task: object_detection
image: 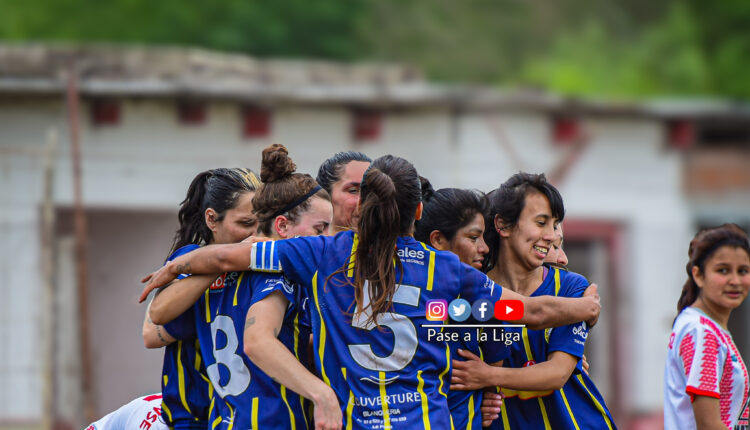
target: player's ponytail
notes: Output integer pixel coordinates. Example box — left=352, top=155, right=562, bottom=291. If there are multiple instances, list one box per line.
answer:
left=676, top=223, right=750, bottom=314
left=343, top=155, right=422, bottom=326
left=170, top=168, right=261, bottom=255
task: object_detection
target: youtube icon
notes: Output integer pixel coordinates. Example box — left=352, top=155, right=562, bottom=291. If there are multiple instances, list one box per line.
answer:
left=494, top=299, right=524, bottom=321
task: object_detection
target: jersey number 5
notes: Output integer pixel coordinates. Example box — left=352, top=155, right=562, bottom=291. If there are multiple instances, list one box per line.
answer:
left=207, top=315, right=251, bottom=397
left=349, top=282, right=420, bottom=371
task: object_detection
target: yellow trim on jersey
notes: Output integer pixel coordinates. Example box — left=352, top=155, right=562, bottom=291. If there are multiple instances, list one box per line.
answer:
left=438, top=344, right=451, bottom=397
left=418, top=243, right=436, bottom=291
left=280, top=386, right=296, bottom=428
left=537, top=398, right=552, bottom=429
left=378, top=371, right=391, bottom=428
left=416, top=370, right=431, bottom=430
left=233, top=272, right=244, bottom=306
left=499, top=401, right=510, bottom=430
left=576, top=374, right=614, bottom=430
left=176, top=342, right=193, bottom=415
left=311, top=271, right=330, bottom=385
left=342, top=368, right=354, bottom=430
left=500, top=387, right=554, bottom=400
left=204, top=289, right=211, bottom=323
left=251, top=397, right=259, bottom=429
left=226, top=403, right=235, bottom=430
left=161, top=375, right=173, bottom=421
left=291, top=311, right=308, bottom=426
left=210, top=396, right=221, bottom=430
left=554, top=267, right=561, bottom=296
left=466, top=394, right=474, bottom=430
left=559, top=388, right=581, bottom=429
left=347, top=234, right=359, bottom=278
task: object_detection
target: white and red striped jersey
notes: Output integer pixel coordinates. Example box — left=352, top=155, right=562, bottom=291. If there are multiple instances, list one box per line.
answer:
left=84, top=394, right=167, bottom=430
left=665, top=307, right=749, bottom=429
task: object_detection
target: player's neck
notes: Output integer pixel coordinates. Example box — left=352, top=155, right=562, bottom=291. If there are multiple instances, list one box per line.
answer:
left=691, top=298, right=731, bottom=330
left=489, top=252, right=543, bottom=296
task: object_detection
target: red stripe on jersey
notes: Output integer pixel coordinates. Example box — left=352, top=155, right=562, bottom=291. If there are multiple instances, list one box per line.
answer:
left=719, top=353, right=734, bottom=426
left=679, top=333, right=696, bottom=377
left=698, top=330, right=719, bottom=391
left=686, top=386, right=720, bottom=399
left=143, top=394, right=163, bottom=402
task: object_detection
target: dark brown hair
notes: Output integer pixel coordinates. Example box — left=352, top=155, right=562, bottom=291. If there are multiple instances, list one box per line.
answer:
left=170, top=168, right=261, bottom=255
left=676, top=223, right=750, bottom=314
left=483, top=172, right=564, bottom=272
left=252, top=144, right=330, bottom=236
left=331, top=155, right=421, bottom=326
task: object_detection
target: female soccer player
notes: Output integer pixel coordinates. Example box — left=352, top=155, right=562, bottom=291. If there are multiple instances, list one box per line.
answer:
left=544, top=223, right=568, bottom=268
left=664, top=224, right=750, bottom=429
left=451, top=172, right=616, bottom=429
left=141, top=167, right=261, bottom=430
left=142, top=156, right=600, bottom=430
left=414, top=186, right=506, bottom=429
left=148, top=145, right=337, bottom=429
left=316, top=151, right=371, bottom=233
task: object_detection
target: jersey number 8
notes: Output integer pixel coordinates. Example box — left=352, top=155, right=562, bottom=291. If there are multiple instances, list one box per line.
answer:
left=207, top=315, right=251, bottom=397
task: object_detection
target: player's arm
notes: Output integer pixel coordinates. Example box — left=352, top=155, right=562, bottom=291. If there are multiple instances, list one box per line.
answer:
left=243, top=291, right=342, bottom=430
left=140, top=242, right=257, bottom=302
left=142, top=300, right=176, bottom=348
left=691, top=396, right=726, bottom=430
left=502, top=284, right=600, bottom=330
left=451, top=349, right=578, bottom=391
left=148, top=274, right=219, bottom=325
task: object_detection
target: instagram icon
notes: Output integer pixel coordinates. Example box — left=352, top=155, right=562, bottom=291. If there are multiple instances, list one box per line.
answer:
left=426, top=299, right=448, bottom=321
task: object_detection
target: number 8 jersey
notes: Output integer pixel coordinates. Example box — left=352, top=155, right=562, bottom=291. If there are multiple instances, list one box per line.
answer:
left=249, top=231, right=506, bottom=430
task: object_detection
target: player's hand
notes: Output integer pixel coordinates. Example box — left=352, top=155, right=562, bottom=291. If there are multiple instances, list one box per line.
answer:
left=581, top=354, right=590, bottom=375
left=582, top=283, right=600, bottom=327
left=139, top=263, right=178, bottom=303
left=241, top=235, right=270, bottom=244
left=313, top=386, right=342, bottom=430
left=451, top=349, right=493, bottom=391
left=481, top=390, right=503, bottom=427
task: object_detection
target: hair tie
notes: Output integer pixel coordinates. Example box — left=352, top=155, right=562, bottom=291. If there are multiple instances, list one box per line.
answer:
left=270, top=185, right=322, bottom=219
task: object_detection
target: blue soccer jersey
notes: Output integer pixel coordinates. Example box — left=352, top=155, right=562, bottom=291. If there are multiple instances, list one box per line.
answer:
left=159, top=244, right=211, bottom=430
left=249, top=231, right=507, bottom=430
left=446, top=324, right=509, bottom=430
left=490, top=267, right=616, bottom=430
left=165, top=269, right=312, bottom=429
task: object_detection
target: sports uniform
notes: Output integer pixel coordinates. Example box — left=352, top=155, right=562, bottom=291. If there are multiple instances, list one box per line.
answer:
left=165, top=268, right=312, bottom=429
left=446, top=323, right=509, bottom=429
left=491, top=266, right=616, bottom=430
left=248, top=231, right=507, bottom=430
left=160, top=245, right=211, bottom=430
left=664, top=307, right=749, bottom=429
left=85, top=394, right=166, bottom=430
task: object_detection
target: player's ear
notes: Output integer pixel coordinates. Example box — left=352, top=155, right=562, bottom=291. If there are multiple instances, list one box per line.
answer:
left=205, top=208, right=219, bottom=232
left=414, top=202, right=423, bottom=221
left=495, top=215, right=511, bottom=238
left=692, top=265, right=704, bottom=289
left=429, top=230, right=449, bottom=251
left=274, top=215, right=290, bottom=239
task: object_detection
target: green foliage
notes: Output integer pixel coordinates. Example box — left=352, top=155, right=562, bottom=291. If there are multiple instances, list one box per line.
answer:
left=1, top=0, right=749, bottom=98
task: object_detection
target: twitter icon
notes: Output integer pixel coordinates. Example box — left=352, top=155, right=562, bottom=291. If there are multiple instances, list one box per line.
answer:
left=448, top=298, right=471, bottom=322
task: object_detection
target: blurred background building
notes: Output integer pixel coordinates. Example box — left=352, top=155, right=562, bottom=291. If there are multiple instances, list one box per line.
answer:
left=1, top=2, right=750, bottom=430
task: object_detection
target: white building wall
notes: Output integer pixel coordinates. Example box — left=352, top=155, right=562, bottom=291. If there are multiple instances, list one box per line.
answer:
left=0, top=95, right=697, bottom=425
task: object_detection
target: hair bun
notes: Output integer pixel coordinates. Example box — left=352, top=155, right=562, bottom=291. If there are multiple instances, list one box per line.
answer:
left=419, top=175, right=435, bottom=202
left=260, top=144, right=297, bottom=183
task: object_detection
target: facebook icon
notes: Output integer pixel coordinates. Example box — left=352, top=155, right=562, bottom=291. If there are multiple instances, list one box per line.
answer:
left=471, top=299, right=494, bottom=322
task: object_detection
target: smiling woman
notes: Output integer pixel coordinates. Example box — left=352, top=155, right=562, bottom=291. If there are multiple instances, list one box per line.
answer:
left=449, top=172, right=615, bottom=430
left=665, top=224, right=750, bottom=429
